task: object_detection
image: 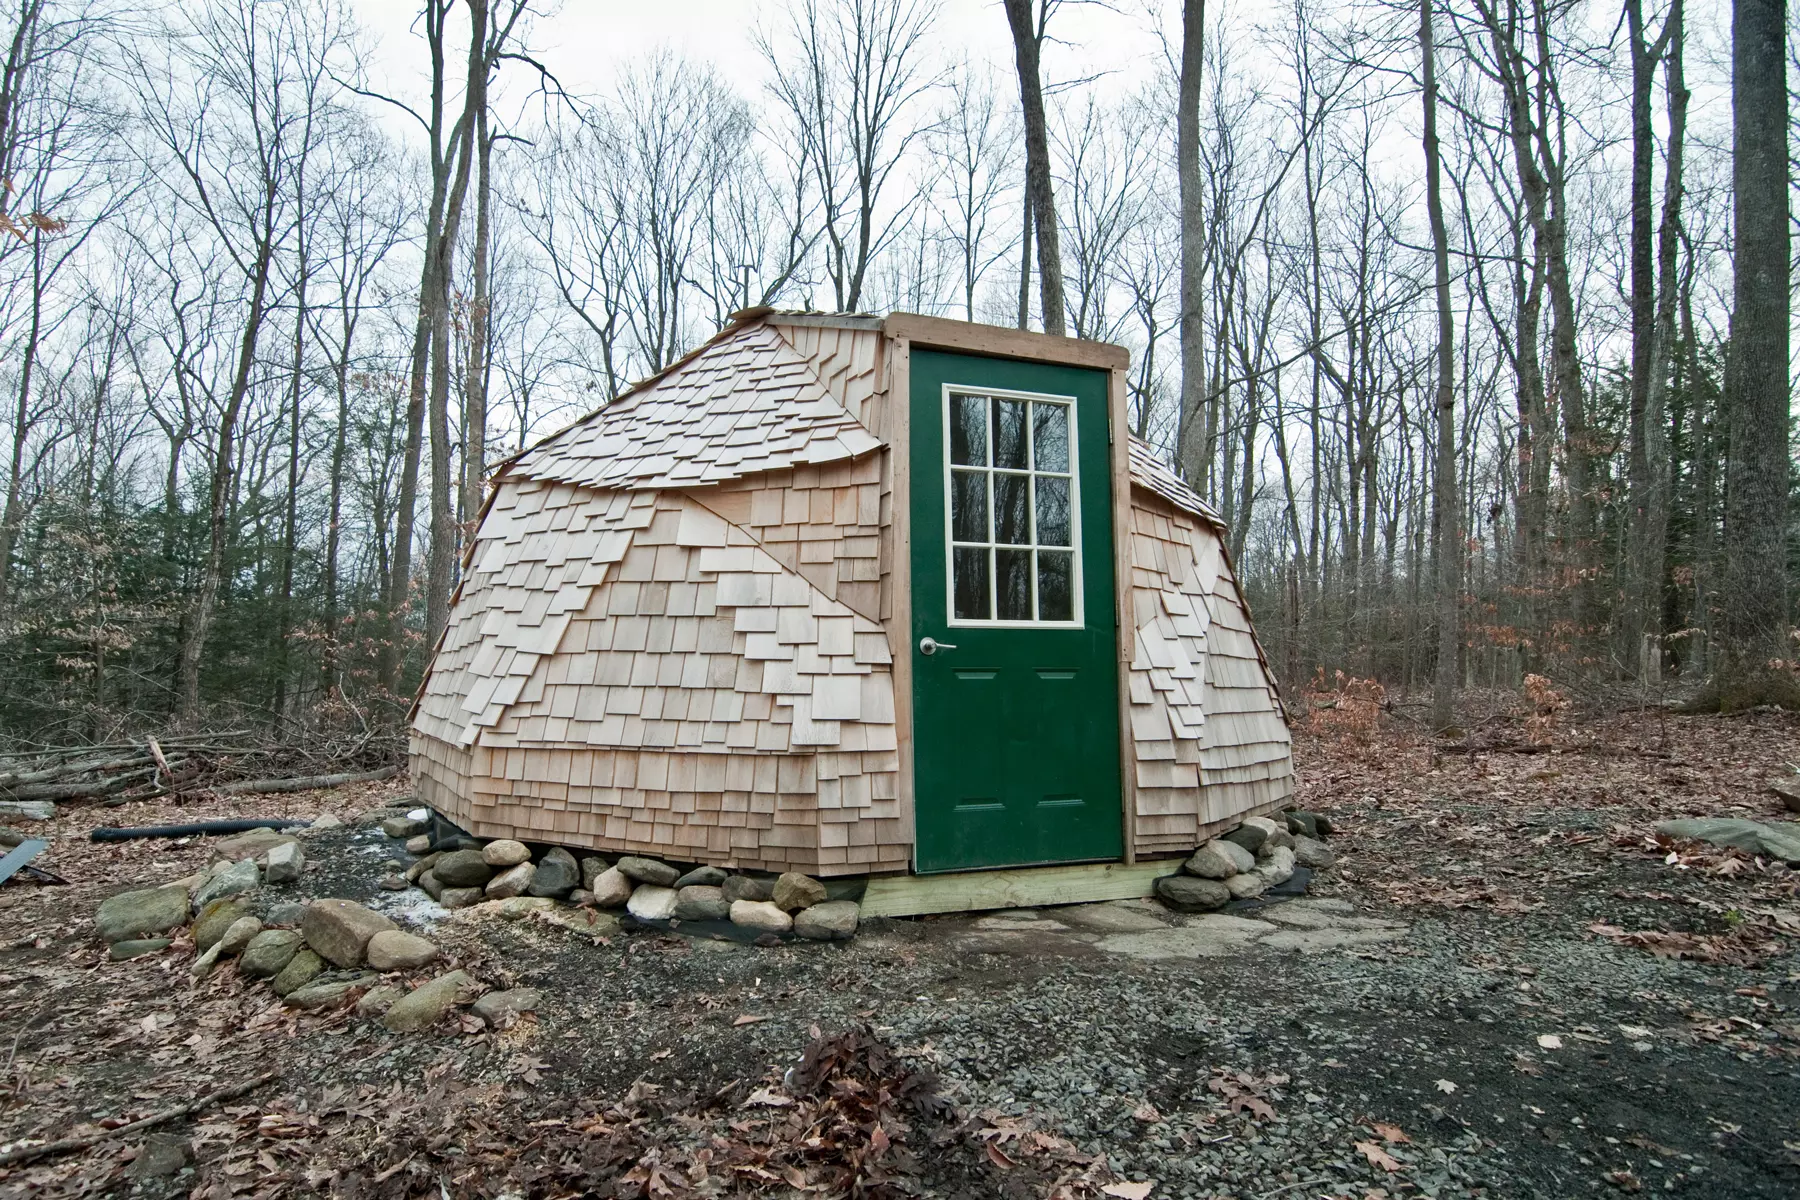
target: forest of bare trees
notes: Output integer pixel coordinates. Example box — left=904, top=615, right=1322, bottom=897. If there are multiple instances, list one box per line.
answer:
left=0, top=0, right=1789, bottom=745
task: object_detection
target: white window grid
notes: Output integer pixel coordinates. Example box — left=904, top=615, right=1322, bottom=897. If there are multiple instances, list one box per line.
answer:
left=940, top=383, right=1085, bottom=629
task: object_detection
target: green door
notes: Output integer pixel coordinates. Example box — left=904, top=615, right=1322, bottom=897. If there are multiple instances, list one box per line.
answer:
left=909, top=348, right=1123, bottom=873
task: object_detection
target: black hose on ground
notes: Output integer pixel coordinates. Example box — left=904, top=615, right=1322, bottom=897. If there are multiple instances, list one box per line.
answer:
left=89, top=817, right=310, bottom=843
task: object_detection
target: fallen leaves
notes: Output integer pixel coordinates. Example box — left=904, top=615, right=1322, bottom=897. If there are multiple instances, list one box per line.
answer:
left=1101, top=1181, right=1156, bottom=1199
left=1368, top=1122, right=1410, bottom=1144
left=1433, top=1079, right=1458, bottom=1094
left=1355, top=1139, right=1403, bottom=1172
left=1587, top=921, right=1787, bottom=968
left=731, top=1013, right=768, bottom=1027
left=1206, top=1069, right=1285, bottom=1121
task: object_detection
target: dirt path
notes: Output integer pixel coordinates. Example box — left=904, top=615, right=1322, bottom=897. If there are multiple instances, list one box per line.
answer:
left=1, top=711, right=1796, bottom=1198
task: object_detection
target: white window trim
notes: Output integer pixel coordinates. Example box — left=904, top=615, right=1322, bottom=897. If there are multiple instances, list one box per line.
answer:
left=940, top=382, right=1085, bottom=630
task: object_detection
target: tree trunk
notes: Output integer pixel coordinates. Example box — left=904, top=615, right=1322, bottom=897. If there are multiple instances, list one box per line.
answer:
left=1420, top=0, right=1459, bottom=731
left=1176, top=0, right=1206, bottom=487
left=1002, top=0, right=1066, bottom=336
left=462, top=109, right=492, bottom=540
left=1714, top=0, right=1791, bottom=705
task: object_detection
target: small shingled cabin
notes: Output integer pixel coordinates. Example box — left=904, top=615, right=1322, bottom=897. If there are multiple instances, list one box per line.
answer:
left=410, top=310, right=1293, bottom=905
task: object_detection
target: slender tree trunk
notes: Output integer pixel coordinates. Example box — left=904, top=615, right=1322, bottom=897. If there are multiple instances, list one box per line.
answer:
left=0, top=227, right=43, bottom=607
left=274, top=252, right=308, bottom=725
left=1002, top=0, right=1066, bottom=336
left=1176, top=0, right=1206, bottom=487
left=178, top=208, right=277, bottom=726
left=462, top=110, right=492, bottom=538
left=1420, top=0, right=1459, bottom=731
left=1715, top=0, right=1791, bottom=705
left=1016, top=187, right=1031, bottom=329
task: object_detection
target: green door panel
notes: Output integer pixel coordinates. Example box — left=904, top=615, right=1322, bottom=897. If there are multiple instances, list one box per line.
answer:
left=908, top=348, right=1123, bottom=873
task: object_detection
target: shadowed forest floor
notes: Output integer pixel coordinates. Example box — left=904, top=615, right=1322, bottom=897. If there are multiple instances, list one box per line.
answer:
left=1, top=707, right=1797, bottom=1198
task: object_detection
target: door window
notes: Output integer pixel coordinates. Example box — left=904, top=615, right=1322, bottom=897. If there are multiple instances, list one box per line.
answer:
left=944, top=388, right=1081, bottom=626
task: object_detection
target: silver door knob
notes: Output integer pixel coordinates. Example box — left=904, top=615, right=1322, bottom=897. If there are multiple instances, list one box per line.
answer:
left=918, top=636, right=959, bottom=656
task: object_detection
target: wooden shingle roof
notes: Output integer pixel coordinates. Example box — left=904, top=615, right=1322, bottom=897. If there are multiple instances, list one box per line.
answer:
left=507, top=321, right=882, bottom=492
left=1128, top=437, right=1225, bottom=528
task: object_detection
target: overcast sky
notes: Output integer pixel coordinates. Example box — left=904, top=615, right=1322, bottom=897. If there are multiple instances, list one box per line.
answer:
left=360, top=0, right=1174, bottom=128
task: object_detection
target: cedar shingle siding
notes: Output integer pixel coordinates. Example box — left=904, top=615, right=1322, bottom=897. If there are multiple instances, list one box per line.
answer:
left=410, top=314, right=1293, bottom=876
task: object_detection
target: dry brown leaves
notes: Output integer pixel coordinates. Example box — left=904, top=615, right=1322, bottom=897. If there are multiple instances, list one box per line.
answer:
left=1586, top=921, right=1787, bottom=968
left=1205, top=1068, right=1287, bottom=1122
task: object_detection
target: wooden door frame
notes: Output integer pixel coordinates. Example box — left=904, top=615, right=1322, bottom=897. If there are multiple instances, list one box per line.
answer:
left=881, top=316, right=1135, bottom=873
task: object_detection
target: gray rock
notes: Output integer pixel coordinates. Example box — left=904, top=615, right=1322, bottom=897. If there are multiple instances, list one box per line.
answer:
left=590, top=867, right=634, bottom=907
left=382, top=969, right=478, bottom=1032
left=1254, top=845, right=1296, bottom=887
left=404, top=834, right=434, bottom=855
left=1246, top=816, right=1294, bottom=853
left=793, top=900, right=859, bottom=940
left=263, top=901, right=306, bottom=926
left=356, top=985, right=405, bottom=1017
left=1284, top=810, right=1319, bottom=838
left=674, top=885, right=730, bottom=921
left=1224, top=872, right=1266, bottom=900
left=625, top=885, right=678, bottom=921
left=439, top=886, right=485, bottom=909
left=309, top=813, right=343, bottom=830
left=382, top=815, right=429, bottom=838
left=495, top=896, right=556, bottom=920
left=217, top=916, right=263, bottom=956
left=580, top=856, right=611, bottom=890
left=1220, top=823, right=1267, bottom=855
left=432, top=849, right=492, bottom=887
left=722, top=875, right=775, bottom=903
left=1657, top=817, right=1800, bottom=865
left=526, top=846, right=579, bottom=897
left=127, top=1135, right=189, bottom=1180
left=378, top=873, right=409, bottom=891
left=1181, top=844, right=1237, bottom=880
left=417, top=869, right=445, bottom=900
left=0, top=825, right=25, bottom=847
left=1155, top=874, right=1231, bottom=913
left=0, top=799, right=55, bottom=820
left=365, top=929, right=440, bottom=971
left=192, top=859, right=260, bottom=910
left=674, top=865, right=728, bottom=889
left=1204, top=838, right=1255, bottom=875
left=1292, top=835, right=1336, bottom=869
left=188, top=943, right=225, bottom=981
left=471, top=987, right=541, bottom=1027
left=615, top=855, right=679, bottom=886
left=730, top=899, right=793, bottom=933
left=240, top=930, right=303, bottom=978
left=773, top=872, right=827, bottom=912
left=484, top=862, right=535, bottom=899
left=191, top=899, right=252, bottom=951
left=213, top=828, right=296, bottom=861
left=109, top=938, right=172, bottom=961
left=300, top=899, right=397, bottom=968
left=263, top=841, right=305, bottom=884
left=95, top=885, right=192, bottom=945
left=482, top=839, right=531, bottom=867
left=1313, top=813, right=1335, bottom=835
left=568, top=889, right=596, bottom=906
left=284, top=978, right=362, bottom=1011
left=271, top=948, right=323, bottom=996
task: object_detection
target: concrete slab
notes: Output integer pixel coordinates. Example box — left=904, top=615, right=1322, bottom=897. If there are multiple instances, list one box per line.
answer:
left=1097, top=914, right=1273, bottom=960
left=1258, top=926, right=1408, bottom=953
left=1046, top=900, right=1172, bottom=934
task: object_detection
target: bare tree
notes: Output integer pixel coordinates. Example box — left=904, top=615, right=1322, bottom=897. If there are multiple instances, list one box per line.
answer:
left=1419, top=0, right=1459, bottom=729
left=759, top=0, right=936, bottom=313
left=1001, top=0, right=1066, bottom=334
left=928, top=62, right=1018, bottom=320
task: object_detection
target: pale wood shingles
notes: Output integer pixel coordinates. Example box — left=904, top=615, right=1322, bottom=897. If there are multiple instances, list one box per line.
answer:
left=411, top=321, right=1292, bottom=875
left=1124, top=444, right=1294, bottom=856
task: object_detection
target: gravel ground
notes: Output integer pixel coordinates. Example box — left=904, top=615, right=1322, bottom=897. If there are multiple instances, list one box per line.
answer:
left=1, top=711, right=1798, bottom=1198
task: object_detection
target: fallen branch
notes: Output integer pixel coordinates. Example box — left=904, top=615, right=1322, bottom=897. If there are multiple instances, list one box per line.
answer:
left=0, top=1070, right=280, bottom=1167
left=214, top=765, right=398, bottom=795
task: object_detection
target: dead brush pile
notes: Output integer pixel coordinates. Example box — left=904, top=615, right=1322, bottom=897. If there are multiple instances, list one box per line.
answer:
left=286, top=1024, right=964, bottom=1199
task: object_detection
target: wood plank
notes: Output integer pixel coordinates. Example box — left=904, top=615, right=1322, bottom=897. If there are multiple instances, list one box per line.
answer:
left=1108, top=365, right=1139, bottom=865
left=859, top=860, right=1172, bottom=917
left=886, top=336, right=917, bottom=863
left=882, top=313, right=1130, bottom=372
